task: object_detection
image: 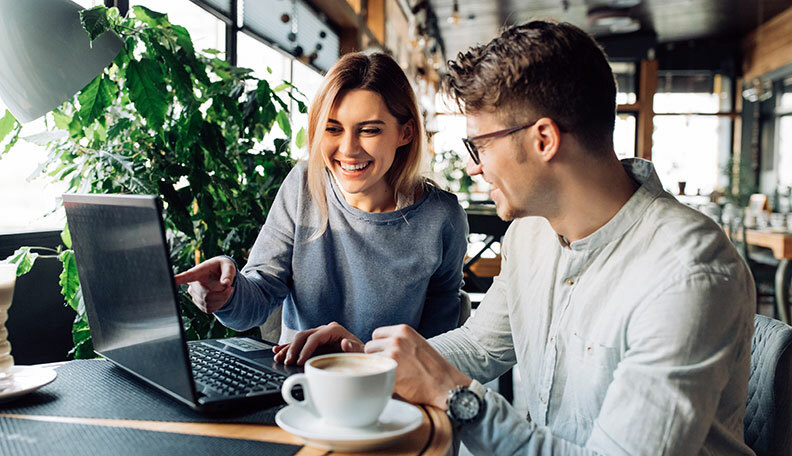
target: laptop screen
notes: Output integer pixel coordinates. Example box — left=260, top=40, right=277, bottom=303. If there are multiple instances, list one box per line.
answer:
left=63, top=194, right=196, bottom=403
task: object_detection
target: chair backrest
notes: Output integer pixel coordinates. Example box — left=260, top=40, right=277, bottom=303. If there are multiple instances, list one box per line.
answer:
left=744, top=314, right=792, bottom=456
left=458, top=290, right=472, bottom=327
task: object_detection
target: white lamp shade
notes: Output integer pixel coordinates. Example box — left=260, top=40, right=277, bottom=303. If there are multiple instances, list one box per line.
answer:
left=0, top=0, right=123, bottom=123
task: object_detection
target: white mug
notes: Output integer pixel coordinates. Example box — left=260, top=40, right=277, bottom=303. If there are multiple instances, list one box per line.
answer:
left=281, top=353, right=397, bottom=428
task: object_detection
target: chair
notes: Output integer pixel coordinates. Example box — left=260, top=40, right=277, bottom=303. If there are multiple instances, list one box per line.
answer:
left=730, top=216, right=780, bottom=318
left=744, top=315, right=792, bottom=456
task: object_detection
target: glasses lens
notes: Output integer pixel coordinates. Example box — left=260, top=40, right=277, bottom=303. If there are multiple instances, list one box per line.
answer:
left=463, top=139, right=479, bottom=165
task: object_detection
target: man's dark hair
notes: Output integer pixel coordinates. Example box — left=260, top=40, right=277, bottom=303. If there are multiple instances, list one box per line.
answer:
left=444, top=20, right=617, bottom=151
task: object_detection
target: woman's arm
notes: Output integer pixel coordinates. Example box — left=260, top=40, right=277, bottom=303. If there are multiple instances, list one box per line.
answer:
left=417, top=199, right=469, bottom=338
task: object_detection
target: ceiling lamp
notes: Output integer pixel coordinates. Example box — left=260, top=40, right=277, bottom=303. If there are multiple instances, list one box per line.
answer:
left=0, top=0, right=122, bottom=123
left=447, top=0, right=460, bottom=25
left=587, top=6, right=640, bottom=34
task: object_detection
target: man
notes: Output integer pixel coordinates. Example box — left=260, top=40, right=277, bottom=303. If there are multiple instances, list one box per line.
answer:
left=276, top=20, right=756, bottom=454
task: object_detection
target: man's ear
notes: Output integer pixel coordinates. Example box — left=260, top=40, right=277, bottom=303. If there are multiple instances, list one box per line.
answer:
left=532, top=118, right=561, bottom=162
left=399, top=119, right=416, bottom=146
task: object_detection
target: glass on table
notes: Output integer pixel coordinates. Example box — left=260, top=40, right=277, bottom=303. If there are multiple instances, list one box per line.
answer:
left=0, top=263, right=16, bottom=389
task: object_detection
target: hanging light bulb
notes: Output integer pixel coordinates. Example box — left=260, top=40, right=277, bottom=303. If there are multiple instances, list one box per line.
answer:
left=447, top=0, right=460, bottom=25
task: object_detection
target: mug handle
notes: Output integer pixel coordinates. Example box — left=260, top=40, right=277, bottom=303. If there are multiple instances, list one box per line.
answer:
left=281, top=373, right=316, bottom=415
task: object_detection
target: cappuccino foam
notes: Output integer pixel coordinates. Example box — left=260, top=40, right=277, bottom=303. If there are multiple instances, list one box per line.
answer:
left=311, top=355, right=392, bottom=375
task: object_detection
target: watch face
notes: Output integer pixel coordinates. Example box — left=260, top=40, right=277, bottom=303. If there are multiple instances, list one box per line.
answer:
left=451, top=389, right=481, bottom=422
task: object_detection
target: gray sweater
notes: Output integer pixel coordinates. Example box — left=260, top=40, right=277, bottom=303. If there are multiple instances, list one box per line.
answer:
left=214, top=161, right=468, bottom=343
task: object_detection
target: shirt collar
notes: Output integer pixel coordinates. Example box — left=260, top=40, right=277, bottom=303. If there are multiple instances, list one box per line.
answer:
left=563, top=158, right=664, bottom=252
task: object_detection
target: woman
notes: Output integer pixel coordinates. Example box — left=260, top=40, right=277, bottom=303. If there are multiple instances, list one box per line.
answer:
left=175, top=52, right=467, bottom=349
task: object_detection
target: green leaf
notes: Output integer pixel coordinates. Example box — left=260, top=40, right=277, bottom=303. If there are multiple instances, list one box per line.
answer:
left=59, top=250, right=81, bottom=312
left=132, top=5, right=168, bottom=28
left=4, top=247, right=39, bottom=276
left=78, top=74, right=117, bottom=126
left=61, top=223, right=72, bottom=249
left=126, top=58, right=169, bottom=130
left=276, top=110, right=291, bottom=137
left=67, top=115, right=83, bottom=139
left=52, top=110, right=72, bottom=130
left=295, top=127, right=306, bottom=149
left=0, top=110, right=18, bottom=143
left=80, top=6, right=111, bottom=42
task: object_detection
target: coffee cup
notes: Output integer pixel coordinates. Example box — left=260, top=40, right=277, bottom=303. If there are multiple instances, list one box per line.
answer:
left=0, top=263, right=17, bottom=389
left=281, top=353, right=397, bottom=428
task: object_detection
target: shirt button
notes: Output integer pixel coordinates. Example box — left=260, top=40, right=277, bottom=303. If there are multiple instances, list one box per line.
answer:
left=564, top=277, right=575, bottom=286
left=540, top=394, right=547, bottom=404
left=549, top=336, right=555, bottom=343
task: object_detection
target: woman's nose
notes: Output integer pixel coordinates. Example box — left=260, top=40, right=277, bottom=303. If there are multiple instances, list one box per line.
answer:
left=338, top=132, right=358, bottom=156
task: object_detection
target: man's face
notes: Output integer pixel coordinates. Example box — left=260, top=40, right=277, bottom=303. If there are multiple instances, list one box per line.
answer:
left=465, top=110, right=547, bottom=221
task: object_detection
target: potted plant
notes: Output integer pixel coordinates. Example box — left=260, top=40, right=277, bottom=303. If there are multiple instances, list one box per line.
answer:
left=0, top=5, right=306, bottom=358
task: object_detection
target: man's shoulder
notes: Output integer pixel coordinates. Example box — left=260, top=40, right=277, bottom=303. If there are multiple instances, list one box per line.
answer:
left=635, top=194, right=744, bottom=275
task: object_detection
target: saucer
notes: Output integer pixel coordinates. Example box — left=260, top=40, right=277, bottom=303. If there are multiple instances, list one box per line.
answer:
left=0, top=366, right=57, bottom=403
left=275, top=398, right=424, bottom=451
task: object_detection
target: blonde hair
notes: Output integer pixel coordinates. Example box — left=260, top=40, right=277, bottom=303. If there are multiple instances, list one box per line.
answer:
left=306, top=52, right=425, bottom=237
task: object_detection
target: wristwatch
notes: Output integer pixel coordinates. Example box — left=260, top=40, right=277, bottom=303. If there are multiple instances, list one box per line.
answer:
left=446, top=380, right=485, bottom=425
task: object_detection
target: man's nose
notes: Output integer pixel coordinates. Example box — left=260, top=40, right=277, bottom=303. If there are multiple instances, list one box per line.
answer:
left=466, top=157, right=482, bottom=176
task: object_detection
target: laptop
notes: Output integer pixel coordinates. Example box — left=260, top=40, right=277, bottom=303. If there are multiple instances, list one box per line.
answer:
left=62, top=193, right=302, bottom=412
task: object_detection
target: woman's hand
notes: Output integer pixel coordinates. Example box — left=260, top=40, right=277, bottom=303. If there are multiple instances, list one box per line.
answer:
left=273, top=322, right=364, bottom=365
left=174, top=256, right=236, bottom=314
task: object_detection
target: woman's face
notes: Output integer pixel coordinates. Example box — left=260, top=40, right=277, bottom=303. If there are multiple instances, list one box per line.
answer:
left=320, top=89, right=413, bottom=212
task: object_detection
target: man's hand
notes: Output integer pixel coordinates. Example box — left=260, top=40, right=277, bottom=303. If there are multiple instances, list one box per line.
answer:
left=174, top=256, right=236, bottom=314
left=365, top=325, right=471, bottom=410
left=273, top=322, right=364, bottom=365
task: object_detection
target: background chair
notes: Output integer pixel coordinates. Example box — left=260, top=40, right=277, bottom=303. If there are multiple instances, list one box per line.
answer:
left=744, top=314, right=792, bottom=456
left=728, top=216, right=780, bottom=318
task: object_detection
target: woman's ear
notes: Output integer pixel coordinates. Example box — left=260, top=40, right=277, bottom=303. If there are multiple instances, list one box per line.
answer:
left=399, top=119, right=416, bottom=146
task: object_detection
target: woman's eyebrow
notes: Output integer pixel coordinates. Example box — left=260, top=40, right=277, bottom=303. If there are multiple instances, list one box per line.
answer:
left=358, top=120, right=385, bottom=126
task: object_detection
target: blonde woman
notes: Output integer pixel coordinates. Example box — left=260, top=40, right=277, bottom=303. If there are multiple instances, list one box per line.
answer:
left=175, top=53, right=468, bottom=350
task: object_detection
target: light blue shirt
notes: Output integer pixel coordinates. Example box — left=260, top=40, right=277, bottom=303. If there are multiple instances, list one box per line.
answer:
left=430, top=159, right=756, bottom=455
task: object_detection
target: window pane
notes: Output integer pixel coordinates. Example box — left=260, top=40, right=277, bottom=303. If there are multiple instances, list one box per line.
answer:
left=778, top=116, right=792, bottom=190
left=779, top=76, right=792, bottom=113
left=0, top=100, right=67, bottom=234
left=614, top=113, right=636, bottom=159
left=654, top=71, right=732, bottom=114
left=290, top=60, right=325, bottom=159
left=129, top=0, right=226, bottom=55
left=611, top=62, right=636, bottom=105
left=237, top=32, right=290, bottom=85
left=652, top=115, right=724, bottom=196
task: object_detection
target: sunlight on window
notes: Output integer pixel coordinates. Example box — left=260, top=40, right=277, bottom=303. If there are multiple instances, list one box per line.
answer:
left=129, top=0, right=226, bottom=55
left=289, top=60, right=325, bottom=160
left=778, top=116, right=792, bottom=190
left=0, top=101, right=68, bottom=234
left=652, top=115, right=722, bottom=195
left=614, top=114, right=636, bottom=159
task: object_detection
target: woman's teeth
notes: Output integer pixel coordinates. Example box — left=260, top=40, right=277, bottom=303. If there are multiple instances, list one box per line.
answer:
left=340, top=162, right=370, bottom=171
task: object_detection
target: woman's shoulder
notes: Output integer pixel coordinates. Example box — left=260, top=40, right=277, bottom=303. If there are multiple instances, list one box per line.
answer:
left=421, top=181, right=467, bottom=220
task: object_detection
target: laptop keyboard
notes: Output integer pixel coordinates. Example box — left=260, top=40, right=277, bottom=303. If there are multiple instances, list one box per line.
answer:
left=189, top=343, right=285, bottom=397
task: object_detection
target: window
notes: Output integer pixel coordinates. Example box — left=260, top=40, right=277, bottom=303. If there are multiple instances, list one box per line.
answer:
left=775, top=76, right=792, bottom=193
left=611, top=61, right=637, bottom=159
left=651, top=71, right=733, bottom=196
left=0, top=98, right=68, bottom=234
left=129, top=0, right=226, bottom=55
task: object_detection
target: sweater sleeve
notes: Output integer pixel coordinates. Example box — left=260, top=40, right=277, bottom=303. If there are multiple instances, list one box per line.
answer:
left=213, top=164, right=302, bottom=331
left=417, top=195, right=468, bottom=338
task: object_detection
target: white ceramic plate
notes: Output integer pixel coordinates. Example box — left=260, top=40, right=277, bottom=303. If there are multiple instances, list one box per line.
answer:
left=275, top=398, right=424, bottom=452
left=0, top=365, right=57, bottom=403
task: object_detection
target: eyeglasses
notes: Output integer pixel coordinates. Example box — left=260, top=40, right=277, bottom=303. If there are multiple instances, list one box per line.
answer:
left=462, top=121, right=537, bottom=165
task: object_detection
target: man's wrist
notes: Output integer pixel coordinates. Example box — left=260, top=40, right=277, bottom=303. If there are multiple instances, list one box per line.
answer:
left=435, top=374, right=473, bottom=410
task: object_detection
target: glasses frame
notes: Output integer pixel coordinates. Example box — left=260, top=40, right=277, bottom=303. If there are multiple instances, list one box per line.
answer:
left=462, top=121, right=538, bottom=165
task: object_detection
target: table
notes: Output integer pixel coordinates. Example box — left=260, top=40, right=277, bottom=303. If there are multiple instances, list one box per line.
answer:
left=0, top=361, right=453, bottom=456
left=744, top=229, right=792, bottom=323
